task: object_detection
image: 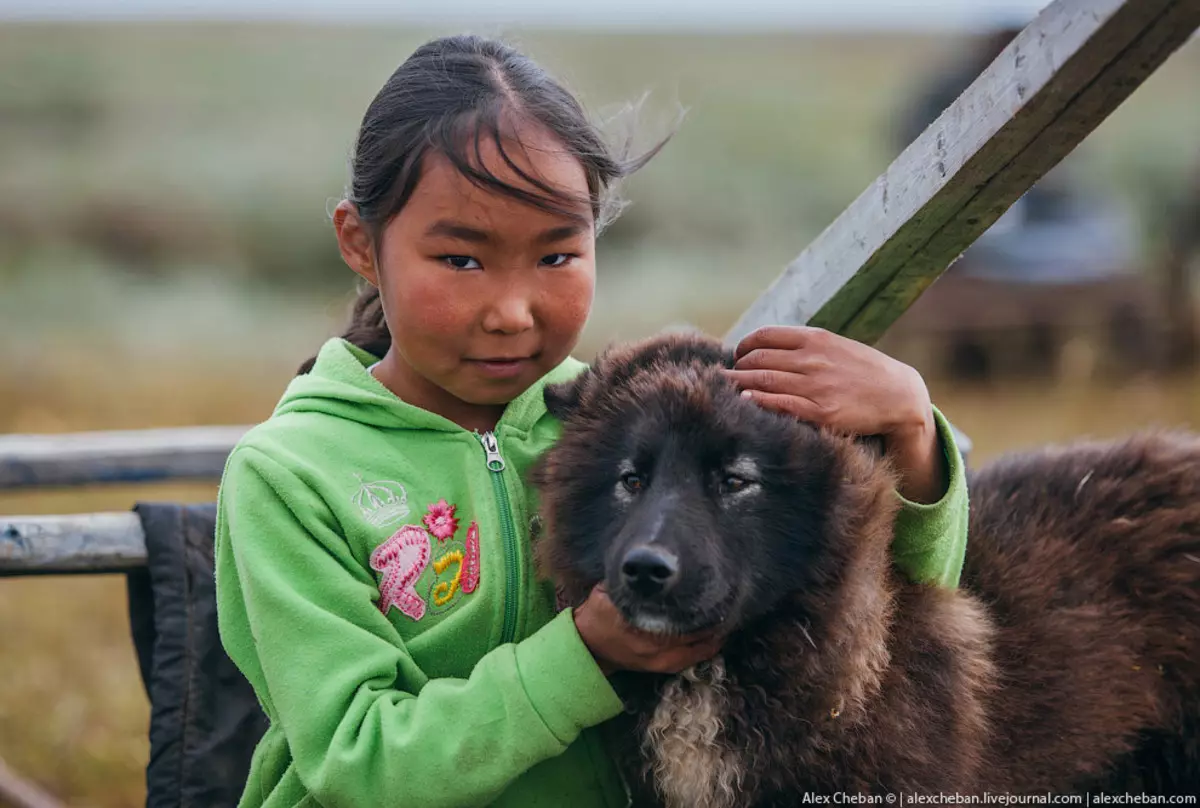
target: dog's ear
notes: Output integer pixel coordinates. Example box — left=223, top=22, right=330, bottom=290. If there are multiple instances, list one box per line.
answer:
left=544, top=371, right=590, bottom=420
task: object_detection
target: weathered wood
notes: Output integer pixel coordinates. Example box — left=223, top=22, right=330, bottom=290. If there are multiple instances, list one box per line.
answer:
left=725, top=0, right=1200, bottom=347
left=0, top=512, right=146, bottom=574
left=0, top=425, right=248, bottom=489
left=0, top=756, right=65, bottom=808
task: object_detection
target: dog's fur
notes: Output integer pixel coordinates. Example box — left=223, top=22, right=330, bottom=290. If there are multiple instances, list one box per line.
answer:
left=531, top=333, right=1200, bottom=805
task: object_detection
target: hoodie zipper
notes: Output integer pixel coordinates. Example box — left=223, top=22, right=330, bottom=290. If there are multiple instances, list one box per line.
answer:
left=478, top=431, right=520, bottom=644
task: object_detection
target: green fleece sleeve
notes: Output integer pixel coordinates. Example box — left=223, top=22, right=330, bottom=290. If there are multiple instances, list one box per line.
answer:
left=890, top=407, right=969, bottom=588
left=215, top=448, right=624, bottom=808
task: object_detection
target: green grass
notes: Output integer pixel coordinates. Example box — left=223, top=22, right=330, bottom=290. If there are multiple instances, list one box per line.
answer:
left=2, top=22, right=1196, bottom=380
left=1, top=23, right=1196, bottom=295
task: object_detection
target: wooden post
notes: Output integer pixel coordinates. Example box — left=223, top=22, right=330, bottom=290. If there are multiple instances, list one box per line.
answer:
left=726, top=0, right=1200, bottom=347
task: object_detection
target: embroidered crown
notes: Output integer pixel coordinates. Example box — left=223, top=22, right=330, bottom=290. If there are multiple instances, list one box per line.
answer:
left=353, top=475, right=411, bottom=527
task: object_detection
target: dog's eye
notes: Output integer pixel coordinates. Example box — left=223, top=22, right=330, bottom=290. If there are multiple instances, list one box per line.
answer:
left=620, top=472, right=645, bottom=493
left=720, top=475, right=750, bottom=494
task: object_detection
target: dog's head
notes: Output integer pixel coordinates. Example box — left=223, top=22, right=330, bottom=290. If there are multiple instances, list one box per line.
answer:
left=532, top=332, right=896, bottom=637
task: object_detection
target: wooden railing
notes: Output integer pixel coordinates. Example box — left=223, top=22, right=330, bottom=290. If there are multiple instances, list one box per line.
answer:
left=1, top=427, right=250, bottom=575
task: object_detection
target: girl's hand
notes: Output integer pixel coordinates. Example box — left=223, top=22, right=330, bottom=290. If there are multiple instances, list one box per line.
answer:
left=723, top=325, right=948, bottom=504
left=573, top=584, right=725, bottom=676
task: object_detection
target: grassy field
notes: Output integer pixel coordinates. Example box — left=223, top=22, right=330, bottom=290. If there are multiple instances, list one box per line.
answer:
left=1, top=22, right=1197, bottom=293
left=1, top=21, right=1198, bottom=806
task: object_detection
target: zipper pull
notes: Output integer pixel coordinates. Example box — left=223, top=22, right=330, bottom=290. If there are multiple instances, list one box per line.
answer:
left=480, top=431, right=506, bottom=473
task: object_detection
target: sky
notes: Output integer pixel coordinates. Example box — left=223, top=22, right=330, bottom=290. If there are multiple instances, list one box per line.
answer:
left=0, top=0, right=1052, bottom=31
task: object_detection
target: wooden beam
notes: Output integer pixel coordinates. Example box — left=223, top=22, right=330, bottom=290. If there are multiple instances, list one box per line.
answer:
left=725, top=0, right=1200, bottom=347
left=0, top=425, right=247, bottom=490
left=0, top=512, right=146, bottom=575
left=0, top=756, right=65, bottom=808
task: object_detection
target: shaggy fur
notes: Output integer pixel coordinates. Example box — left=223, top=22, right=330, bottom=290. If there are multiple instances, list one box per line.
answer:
left=531, top=332, right=1200, bottom=804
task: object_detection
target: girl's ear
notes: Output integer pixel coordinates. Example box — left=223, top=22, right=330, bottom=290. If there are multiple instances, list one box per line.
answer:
left=544, top=371, right=590, bottom=421
left=333, top=200, right=379, bottom=286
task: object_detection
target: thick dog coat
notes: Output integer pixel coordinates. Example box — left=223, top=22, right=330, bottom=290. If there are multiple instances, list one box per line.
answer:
left=532, top=333, right=1200, bottom=805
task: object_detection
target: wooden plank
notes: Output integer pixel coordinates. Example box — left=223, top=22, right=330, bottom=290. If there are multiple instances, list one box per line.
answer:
left=0, top=425, right=248, bottom=490
left=725, top=0, right=1200, bottom=347
left=0, top=756, right=65, bottom=808
left=0, top=512, right=146, bottom=574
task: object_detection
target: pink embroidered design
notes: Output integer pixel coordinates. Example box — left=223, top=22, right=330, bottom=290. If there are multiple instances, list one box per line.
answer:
left=370, top=524, right=431, bottom=621
left=462, top=521, right=481, bottom=594
left=423, top=499, right=460, bottom=542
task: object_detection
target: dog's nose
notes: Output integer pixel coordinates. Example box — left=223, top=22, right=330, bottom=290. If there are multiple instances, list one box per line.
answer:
left=620, top=546, right=679, bottom=597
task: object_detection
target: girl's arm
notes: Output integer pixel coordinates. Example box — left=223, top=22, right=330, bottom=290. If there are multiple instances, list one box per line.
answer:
left=724, top=325, right=969, bottom=589
left=215, top=447, right=623, bottom=808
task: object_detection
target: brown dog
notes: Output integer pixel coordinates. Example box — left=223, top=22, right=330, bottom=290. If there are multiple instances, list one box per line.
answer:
left=532, top=333, right=1200, bottom=805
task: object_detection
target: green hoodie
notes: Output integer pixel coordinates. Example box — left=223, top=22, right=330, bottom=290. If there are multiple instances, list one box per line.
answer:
left=215, top=337, right=969, bottom=808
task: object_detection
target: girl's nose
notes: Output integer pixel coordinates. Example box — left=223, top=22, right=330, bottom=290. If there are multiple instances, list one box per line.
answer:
left=481, top=290, right=535, bottom=335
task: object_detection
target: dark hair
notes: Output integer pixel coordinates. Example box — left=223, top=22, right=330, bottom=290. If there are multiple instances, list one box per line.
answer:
left=299, top=34, right=670, bottom=374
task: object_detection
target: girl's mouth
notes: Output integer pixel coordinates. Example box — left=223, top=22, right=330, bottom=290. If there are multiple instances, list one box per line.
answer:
left=468, top=355, right=538, bottom=379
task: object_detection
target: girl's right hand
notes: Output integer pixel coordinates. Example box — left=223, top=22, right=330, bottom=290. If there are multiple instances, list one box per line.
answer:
left=573, top=584, right=725, bottom=675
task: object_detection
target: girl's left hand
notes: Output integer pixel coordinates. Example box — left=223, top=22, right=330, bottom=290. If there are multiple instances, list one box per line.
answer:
left=723, top=325, right=947, bottom=504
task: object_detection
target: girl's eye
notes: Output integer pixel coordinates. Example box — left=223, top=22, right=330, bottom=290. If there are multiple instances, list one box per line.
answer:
left=442, top=255, right=481, bottom=270
left=540, top=253, right=574, bottom=268
left=620, top=472, right=645, bottom=493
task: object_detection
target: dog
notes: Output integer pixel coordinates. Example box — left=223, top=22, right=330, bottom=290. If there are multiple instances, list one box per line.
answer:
left=531, top=332, right=1200, bottom=806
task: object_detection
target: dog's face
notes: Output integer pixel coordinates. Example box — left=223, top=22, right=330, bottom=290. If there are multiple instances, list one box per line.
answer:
left=533, top=334, right=844, bottom=636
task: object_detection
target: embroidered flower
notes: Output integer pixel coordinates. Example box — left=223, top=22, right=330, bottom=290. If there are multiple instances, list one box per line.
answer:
left=423, top=499, right=460, bottom=542
left=370, top=524, right=431, bottom=621
left=462, top=521, right=481, bottom=594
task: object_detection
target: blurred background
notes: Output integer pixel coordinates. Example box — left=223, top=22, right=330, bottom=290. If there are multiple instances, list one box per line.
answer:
left=1, top=1, right=1198, bottom=804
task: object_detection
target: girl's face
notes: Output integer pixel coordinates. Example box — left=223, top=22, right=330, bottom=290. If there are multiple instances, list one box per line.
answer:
left=334, top=120, right=596, bottom=432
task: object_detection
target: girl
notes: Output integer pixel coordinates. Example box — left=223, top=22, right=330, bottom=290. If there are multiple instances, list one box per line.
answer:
left=215, top=34, right=968, bottom=808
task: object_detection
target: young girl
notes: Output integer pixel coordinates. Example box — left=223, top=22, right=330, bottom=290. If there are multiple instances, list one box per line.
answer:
left=215, top=34, right=969, bottom=808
